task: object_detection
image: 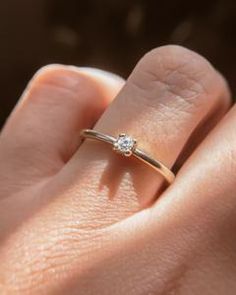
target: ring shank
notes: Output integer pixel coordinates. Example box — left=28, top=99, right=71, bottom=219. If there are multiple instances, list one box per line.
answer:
left=81, top=129, right=175, bottom=184
left=133, top=148, right=175, bottom=183
left=82, top=129, right=115, bottom=145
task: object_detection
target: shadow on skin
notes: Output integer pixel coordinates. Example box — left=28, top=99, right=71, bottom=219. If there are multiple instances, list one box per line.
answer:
left=96, top=142, right=166, bottom=207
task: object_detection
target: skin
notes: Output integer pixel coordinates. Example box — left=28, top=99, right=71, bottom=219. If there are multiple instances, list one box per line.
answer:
left=0, top=45, right=235, bottom=294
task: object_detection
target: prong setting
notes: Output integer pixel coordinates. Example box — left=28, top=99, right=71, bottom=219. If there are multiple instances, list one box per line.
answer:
left=113, top=134, right=136, bottom=157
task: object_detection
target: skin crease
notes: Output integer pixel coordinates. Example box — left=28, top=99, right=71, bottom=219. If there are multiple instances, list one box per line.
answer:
left=0, top=45, right=235, bottom=294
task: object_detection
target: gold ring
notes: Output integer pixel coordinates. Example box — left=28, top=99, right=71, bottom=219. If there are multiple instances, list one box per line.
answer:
left=81, top=129, right=175, bottom=184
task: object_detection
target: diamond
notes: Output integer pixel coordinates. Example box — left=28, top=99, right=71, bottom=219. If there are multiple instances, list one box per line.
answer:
left=113, top=134, right=136, bottom=157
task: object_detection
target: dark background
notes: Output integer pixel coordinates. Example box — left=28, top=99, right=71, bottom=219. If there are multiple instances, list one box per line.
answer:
left=0, top=0, right=236, bottom=127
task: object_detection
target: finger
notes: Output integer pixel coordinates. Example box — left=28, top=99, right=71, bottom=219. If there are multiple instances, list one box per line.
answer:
left=0, top=66, right=124, bottom=197
left=166, top=102, right=236, bottom=235
left=95, top=102, right=236, bottom=295
left=58, top=45, right=230, bottom=218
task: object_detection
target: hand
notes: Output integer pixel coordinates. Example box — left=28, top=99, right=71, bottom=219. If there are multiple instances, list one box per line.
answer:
left=0, top=45, right=235, bottom=295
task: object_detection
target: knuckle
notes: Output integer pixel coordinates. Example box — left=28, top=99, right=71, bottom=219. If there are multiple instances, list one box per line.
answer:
left=131, top=45, right=224, bottom=109
left=140, top=45, right=213, bottom=80
left=22, top=64, right=93, bottom=107
left=26, top=64, right=71, bottom=98
left=27, top=64, right=86, bottom=97
left=32, top=64, right=68, bottom=84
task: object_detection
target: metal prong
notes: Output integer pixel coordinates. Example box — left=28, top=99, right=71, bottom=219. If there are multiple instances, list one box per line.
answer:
left=113, top=142, right=119, bottom=151
left=124, top=150, right=132, bottom=157
left=119, top=133, right=126, bottom=137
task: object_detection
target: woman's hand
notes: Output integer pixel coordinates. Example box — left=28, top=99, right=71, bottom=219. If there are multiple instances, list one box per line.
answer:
left=0, top=45, right=235, bottom=295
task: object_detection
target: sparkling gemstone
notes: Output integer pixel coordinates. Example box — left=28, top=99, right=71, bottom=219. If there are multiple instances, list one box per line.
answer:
left=114, top=134, right=135, bottom=156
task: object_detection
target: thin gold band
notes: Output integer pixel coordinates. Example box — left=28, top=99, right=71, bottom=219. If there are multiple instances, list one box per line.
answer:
left=81, top=129, right=175, bottom=184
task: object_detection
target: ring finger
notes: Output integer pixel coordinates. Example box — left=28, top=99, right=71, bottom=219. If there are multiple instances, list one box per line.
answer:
left=56, top=45, right=230, bottom=222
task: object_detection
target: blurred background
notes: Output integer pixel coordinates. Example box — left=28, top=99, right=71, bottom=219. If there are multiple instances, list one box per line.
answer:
left=0, top=0, right=236, bottom=127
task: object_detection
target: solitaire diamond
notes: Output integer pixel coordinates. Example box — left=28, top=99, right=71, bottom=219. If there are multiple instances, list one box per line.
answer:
left=113, top=134, right=136, bottom=156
